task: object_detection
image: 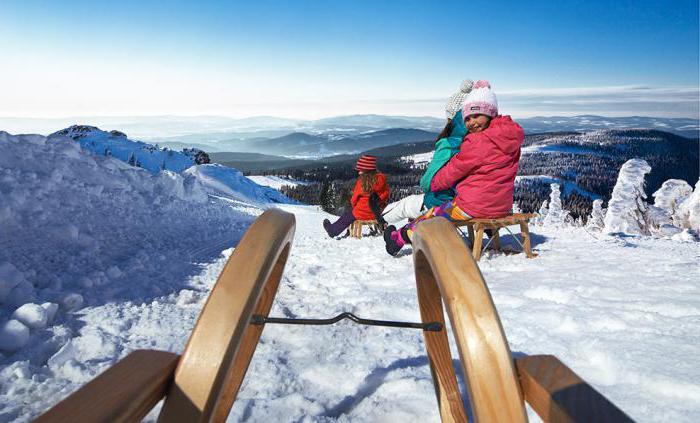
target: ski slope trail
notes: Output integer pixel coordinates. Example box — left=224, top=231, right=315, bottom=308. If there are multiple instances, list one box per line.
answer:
left=2, top=204, right=699, bottom=422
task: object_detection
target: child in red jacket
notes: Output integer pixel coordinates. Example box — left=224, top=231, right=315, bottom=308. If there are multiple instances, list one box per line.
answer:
left=384, top=80, right=524, bottom=255
left=323, top=155, right=391, bottom=237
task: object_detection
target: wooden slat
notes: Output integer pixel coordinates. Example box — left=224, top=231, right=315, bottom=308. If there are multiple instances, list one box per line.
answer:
left=414, top=256, right=468, bottom=422
left=158, top=208, right=296, bottom=422
left=412, top=218, right=527, bottom=422
left=516, top=355, right=633, bottom=423
left=36, top=350, right=179, bottom=423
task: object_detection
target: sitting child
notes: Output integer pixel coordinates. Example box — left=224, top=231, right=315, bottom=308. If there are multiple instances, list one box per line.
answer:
left=381, top=80, right=472, bottom=223
left=384, top=80, right=524, bottom=255
left=323, top=155, right=391, bottom=237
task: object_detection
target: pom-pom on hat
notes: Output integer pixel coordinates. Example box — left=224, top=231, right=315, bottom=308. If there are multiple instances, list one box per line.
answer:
left=445, top=79, right=474, bottom=119
left=355, top=155, right=378, bottom=172
left=462, top=80, right=498, bottom=118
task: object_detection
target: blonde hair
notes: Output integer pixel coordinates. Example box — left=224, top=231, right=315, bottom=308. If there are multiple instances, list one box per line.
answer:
left=359, top=170, right=378, bottom=194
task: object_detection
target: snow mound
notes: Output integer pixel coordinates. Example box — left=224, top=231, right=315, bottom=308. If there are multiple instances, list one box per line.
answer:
left=49, top=125, right=200, bottom=174
left=0, top=131, right=254, bottom=358
left=185, top=164, right=294, bottom=205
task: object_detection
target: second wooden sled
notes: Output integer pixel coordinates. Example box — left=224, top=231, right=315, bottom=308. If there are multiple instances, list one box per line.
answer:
left=38, top=210, right=632, bottom=422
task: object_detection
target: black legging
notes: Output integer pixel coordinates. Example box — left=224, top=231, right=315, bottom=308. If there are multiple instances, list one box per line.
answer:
left=369, top=193, right=387, bottom=225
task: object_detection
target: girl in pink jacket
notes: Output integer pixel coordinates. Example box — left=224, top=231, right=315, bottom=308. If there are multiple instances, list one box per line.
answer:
left=384, top=80, right=524, bottom=256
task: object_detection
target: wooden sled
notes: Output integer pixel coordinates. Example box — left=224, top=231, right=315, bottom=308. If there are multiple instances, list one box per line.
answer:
left=38, top=209, right=631, bottom=422
left=454, top=213, right=538, bottom=261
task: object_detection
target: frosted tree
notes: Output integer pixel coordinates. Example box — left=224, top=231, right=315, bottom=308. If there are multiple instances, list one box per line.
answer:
left=512, top=202, right=522, bottom=214
left=678, top=178, right=700, bottom=231
left=127, top=152, right=137, bottom=166
left=603, top=159, right=652, bottom=235
left=534, top=200, right=549, bottom=225
left=653, top=179, right=693, bottom=228
left=542, top=183, right=570, bottom=226
left=586, top=199, right=606, bottom=231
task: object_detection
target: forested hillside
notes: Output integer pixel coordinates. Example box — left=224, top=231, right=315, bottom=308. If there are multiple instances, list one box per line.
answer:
left=267, top=129, right=698, bottom=219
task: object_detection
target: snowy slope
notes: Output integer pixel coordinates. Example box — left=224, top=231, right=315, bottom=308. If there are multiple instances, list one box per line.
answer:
left=184, top=165, right=294, bottom=205
left=1, top=132, right=699, bottom=422
left=49, top=125, right=198, bottom=174
left=247, top=175, right=309, bottom=190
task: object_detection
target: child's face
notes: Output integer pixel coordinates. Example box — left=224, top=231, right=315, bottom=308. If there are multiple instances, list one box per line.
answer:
left=465, top=114, right=491, bottom=133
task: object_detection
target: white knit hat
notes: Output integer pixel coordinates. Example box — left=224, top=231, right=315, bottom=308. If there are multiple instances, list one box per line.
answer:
left=462, top=80, right=498, bottom=118
left=445, top=79, right=473, bottom=119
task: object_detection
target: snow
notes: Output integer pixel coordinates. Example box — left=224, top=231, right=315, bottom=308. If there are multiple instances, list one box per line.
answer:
left=403, top=151, right=434, bottom=168
left=184, top=165, right=293, bottom=205
left=247, top=175, right=309, bottom=190
left=1, top=130, right=700, bottom=422
left=11, top=304, right=48, bottom=330
left=48, top=125, right=197, bottom=174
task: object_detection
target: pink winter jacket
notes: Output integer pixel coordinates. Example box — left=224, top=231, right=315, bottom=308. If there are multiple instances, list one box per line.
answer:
left=430, top=115, right=524, bottom=218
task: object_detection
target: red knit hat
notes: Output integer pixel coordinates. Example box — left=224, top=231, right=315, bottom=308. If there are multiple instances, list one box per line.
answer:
left=355, top=155, right=377, bottom=171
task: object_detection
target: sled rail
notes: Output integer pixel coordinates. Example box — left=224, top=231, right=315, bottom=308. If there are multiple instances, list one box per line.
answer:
left=35, top=350, right=179, bottom=423
left=515, top=354, right=633, bottom=422
left=412, top=217, right=632, bottom=422
left=36, top=208, right=296, bottom=423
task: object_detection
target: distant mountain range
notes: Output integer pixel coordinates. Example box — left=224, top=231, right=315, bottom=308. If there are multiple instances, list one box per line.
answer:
left=2, top=114, right=697, bottom=159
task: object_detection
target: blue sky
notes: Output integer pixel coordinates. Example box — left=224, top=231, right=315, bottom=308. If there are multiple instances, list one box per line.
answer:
left=1, top=0, right=698, bottom=118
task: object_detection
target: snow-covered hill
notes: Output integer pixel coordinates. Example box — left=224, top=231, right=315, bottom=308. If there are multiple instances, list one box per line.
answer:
left=1, top=131, right=699, bottom=422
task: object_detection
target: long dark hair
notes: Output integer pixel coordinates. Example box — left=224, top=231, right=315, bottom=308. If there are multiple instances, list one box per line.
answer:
left=436, top=118, right=453, bottom=142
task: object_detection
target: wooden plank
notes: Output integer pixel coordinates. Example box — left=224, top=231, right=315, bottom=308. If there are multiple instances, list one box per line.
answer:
left=519, top=221, right=536, bottom=258
left=414, top=256, right=468, bottom=422
left=412, top=218, right=527, bottom=422
left=158, top=209, right=296, bottom=422
left=472, top=225, right=484, bottom=262
left=516, top=355, right=633, bottom=423
left=36, top=350, right=179, bottom=423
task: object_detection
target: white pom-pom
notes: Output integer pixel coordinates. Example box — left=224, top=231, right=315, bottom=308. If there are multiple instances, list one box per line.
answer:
left=460, top=79, right=474, bottom=93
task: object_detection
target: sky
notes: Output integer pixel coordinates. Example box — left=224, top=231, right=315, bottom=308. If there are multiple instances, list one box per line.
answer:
left=0, top=0, right=698, bottom=119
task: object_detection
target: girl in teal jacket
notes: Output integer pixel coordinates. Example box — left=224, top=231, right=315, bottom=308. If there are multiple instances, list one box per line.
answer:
left=381, top=109, right=468, bottom=223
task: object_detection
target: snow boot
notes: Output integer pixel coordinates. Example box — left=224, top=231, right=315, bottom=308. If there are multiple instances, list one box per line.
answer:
left=324, top=212, right=356, bottom=238
left=384, top=225, right=405, bottom=256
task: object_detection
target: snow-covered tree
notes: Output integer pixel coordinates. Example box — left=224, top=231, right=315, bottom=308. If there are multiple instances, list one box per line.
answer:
left=678, top=178, right=700, bottom=231
left=534, top=200, right=549, bottom=225
left=586, top=199, right=606, bottom=231
left=542, top=183, right=570, bottom=226
left=653, top=179, right=693, bottom=228
left=603, top=158, right=652, bottom=235
left=512, top=202, right=522, bottom=214
left=127, top=152, right=136, bottom=166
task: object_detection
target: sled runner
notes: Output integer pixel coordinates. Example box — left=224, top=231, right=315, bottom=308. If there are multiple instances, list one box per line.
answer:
left=349, top=219, right=382, bottom=238
left=38, top=209, right=630, bottom=423
left=454, top=212, right=538, bottom=261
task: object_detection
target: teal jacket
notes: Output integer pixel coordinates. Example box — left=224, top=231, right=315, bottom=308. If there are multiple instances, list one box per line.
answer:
left=420, top=110, right=467, bottom=208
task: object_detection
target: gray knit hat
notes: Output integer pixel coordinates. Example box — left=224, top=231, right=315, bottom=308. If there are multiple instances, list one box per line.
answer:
left=445, top=79, right=474, bottom=119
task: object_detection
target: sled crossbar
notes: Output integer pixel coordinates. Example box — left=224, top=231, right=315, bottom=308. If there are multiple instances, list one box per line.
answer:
left=251, top=312, right=443, bottom=331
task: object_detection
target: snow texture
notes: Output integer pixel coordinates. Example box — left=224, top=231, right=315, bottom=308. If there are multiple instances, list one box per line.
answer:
left=184, top=165, right=293, bottom=205
left=603, top=159, right=652, bottom=235
left=1, top=131, right=699, bottom=422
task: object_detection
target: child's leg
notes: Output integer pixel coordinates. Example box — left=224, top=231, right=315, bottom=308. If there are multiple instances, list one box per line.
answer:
left=323, top=211, right=356, bottom=237
left=381, top=194, right=425, bottom=223
left=368, top=193, right=387, bottom=226
left=402, top=200, right=471, bottom=242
